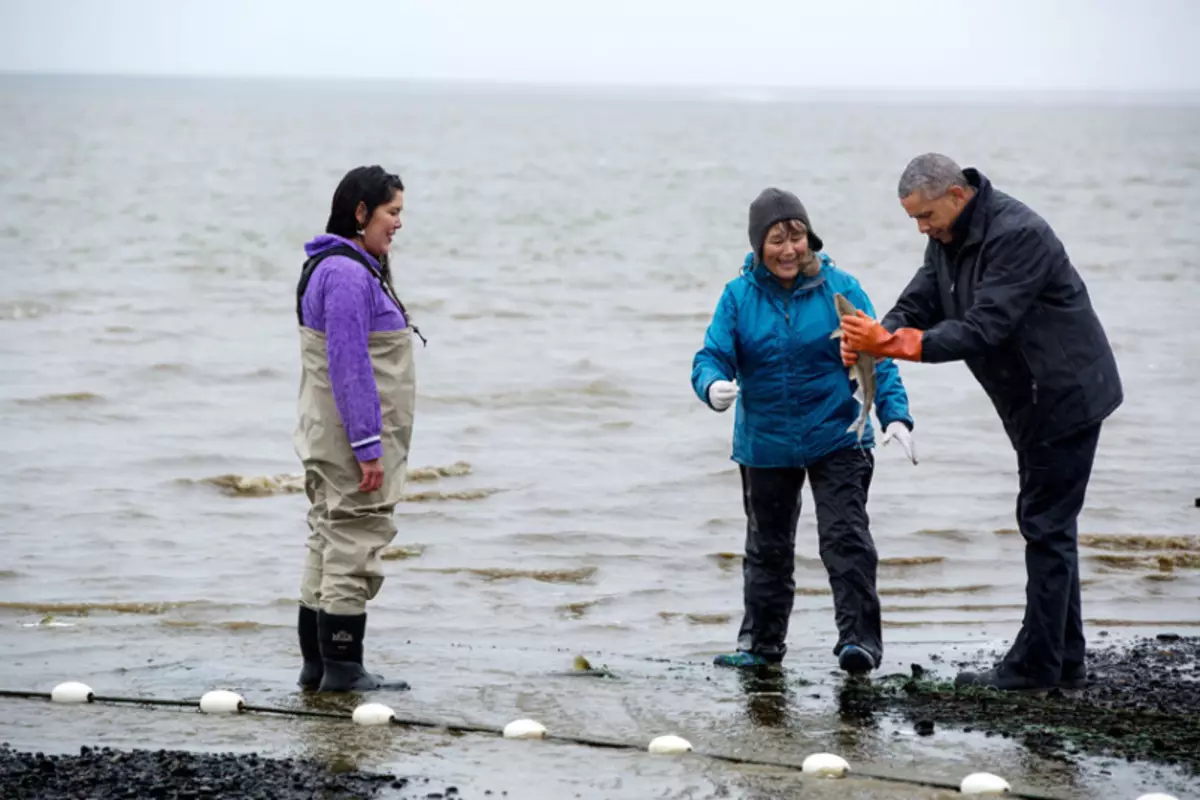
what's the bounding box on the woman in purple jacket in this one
[292,165,421,693]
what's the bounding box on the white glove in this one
[708,380,739,412]
[882,421,917,465]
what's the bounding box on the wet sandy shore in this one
[2,634,1198,799]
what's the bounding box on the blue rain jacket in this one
[692,252,914,468]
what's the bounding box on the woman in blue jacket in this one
[692,188,916,674]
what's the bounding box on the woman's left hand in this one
[358,458,384,492]
[882,422,917,465]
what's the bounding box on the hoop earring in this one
[355,227,365,236]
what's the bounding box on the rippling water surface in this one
[1,76,1199,799]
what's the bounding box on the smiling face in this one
[761,219,809,287]
[355,189,404,258]
[900,184,972,244]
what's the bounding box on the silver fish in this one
[830,292,875,442]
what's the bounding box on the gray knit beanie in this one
[748,187,824,262]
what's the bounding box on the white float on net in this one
[801,752,850,778]
[502,719,547,739]
[647,735,692,754]
[50,682,94,704]
[198,690,245,714]
[351,703,396,726]
[960,772,1011,794]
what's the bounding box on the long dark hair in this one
[325,164,405,291]
[326,165,405,239]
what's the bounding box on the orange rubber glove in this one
[839,336,859,367]
[840,310,924,364]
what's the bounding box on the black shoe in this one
[1059,662,1087,690]
[297,605,323,690]
[316,610,410,693]
[954,667,1055,693]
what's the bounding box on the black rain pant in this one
[736,447,882,664]
[1000,423,1102,685]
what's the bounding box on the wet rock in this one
[860,635,1200,775]
[914,718,935,736]
[0,743,449,799]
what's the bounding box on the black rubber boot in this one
[297,605,323,690]
[316,610,410,692]
[1059,661,1087,690]
[954,666,1055,693]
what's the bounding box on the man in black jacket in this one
[838,153,1123,692]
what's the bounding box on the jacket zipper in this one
[784,296,798,460]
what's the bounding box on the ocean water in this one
[1,75,1198,799]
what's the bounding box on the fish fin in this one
[829,329,843,339]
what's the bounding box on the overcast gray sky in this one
[3,0,1198,91]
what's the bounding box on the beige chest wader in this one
[293,326,416,616]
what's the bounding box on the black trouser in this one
[1000,423,1102,685]
[737,447,881,664]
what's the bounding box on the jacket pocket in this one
[973,343,1036,416]
[1015,346,1038,405]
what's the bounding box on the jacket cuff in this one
[351,436,383,462]
[919,328,955,364]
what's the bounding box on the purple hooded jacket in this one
[299,234,407,463]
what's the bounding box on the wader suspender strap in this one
[296,245,427,346]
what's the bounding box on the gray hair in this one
[897,153,969,199]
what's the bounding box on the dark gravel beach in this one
[845,634,1200,774]
[0,744,467,800]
